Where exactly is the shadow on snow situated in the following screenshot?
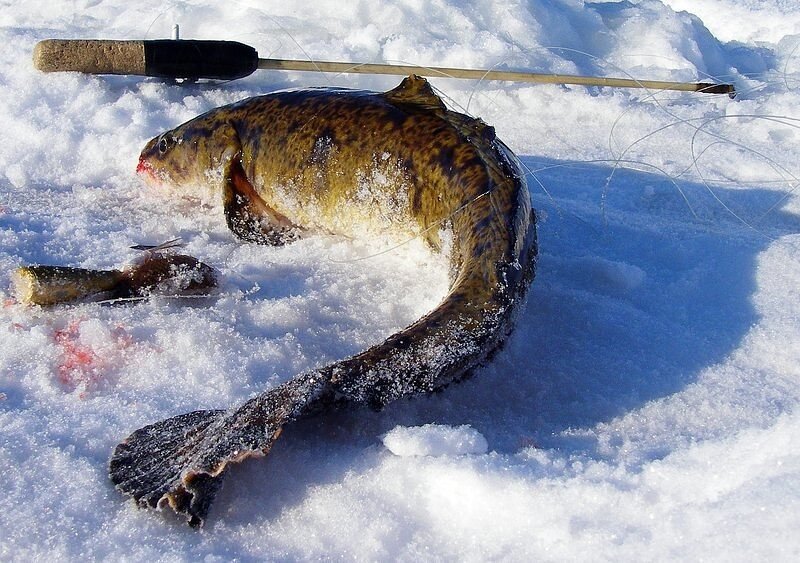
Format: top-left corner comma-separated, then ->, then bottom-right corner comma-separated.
208,156 -> 800,526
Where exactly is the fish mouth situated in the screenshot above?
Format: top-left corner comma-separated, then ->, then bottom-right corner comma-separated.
136,157 -> 162,187
135,158 -> 199,199
137,156 -> 152,175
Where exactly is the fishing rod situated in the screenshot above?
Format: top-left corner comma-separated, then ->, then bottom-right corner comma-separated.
32,37 -> 736,96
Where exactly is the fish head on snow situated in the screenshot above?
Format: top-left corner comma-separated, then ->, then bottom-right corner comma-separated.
137,109 -> 239,197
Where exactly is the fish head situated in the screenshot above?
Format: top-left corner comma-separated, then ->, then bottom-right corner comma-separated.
137,115 -> 239,196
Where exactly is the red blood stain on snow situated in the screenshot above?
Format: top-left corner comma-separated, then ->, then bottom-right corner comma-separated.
53,319 -> 133,397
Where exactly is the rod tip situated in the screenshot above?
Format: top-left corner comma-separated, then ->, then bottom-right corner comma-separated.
696,82 -> 736,97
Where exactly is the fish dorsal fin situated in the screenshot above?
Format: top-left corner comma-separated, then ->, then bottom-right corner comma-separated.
469,117 -> 496,143
384,75 -> 446,111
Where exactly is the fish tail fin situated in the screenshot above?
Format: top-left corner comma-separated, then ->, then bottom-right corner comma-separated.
109,409 -> 229,527
109,373 -> 328,527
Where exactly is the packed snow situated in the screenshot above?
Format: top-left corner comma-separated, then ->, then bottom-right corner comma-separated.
383,424 -> 490,456
2,0 -> 800,560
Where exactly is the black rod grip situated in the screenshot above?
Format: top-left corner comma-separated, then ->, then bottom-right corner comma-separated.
143,40 -> 259,80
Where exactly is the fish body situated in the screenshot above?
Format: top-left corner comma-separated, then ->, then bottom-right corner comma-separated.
114,76 -> 537,526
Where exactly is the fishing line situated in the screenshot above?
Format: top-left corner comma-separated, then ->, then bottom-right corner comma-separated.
782,37 -> 800,91
607,103 -> 800,237
526,46 -> 775,231
688,114 -> 800,226
126,12 -> 799,268
416,44 -> 772,233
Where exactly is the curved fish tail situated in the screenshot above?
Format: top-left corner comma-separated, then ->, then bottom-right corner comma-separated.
109,372 -> 329,527
109,213 -> 536,527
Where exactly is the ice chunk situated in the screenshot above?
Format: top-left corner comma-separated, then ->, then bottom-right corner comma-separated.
383,424 -> 489,456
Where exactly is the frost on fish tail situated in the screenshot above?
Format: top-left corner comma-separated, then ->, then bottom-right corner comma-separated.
109,409 -> 227,527
109,372 -> 329,527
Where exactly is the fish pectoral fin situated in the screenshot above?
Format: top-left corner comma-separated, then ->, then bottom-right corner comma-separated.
223,155 -> 300,245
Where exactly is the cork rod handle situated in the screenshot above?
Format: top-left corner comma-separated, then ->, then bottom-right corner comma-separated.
33,39 -> 259,80
33,39 -> 146,75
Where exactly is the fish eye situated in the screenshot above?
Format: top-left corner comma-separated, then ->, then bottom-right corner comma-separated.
157,135 -> 172,155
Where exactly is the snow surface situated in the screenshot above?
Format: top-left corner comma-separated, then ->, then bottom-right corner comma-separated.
383,424 -> 489,456
2,0 -> 800,560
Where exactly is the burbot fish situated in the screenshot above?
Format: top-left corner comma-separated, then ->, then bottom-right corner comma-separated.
111,75 -> 537,526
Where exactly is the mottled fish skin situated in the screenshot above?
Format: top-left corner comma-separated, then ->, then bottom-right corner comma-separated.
114,76 -> 537,526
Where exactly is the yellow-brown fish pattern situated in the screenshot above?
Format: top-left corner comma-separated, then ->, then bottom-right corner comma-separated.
111,75 -> 537,526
